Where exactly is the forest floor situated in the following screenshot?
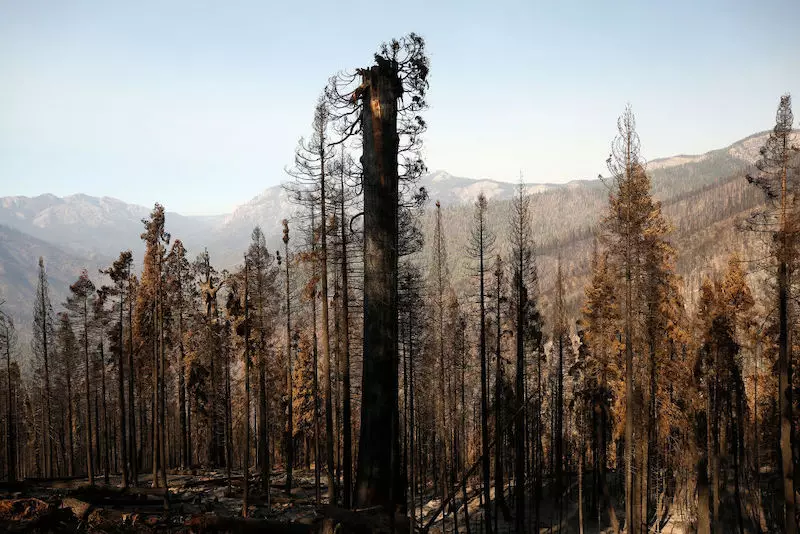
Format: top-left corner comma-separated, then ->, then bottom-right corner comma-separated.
2,468 -> 764,533
416,477 -> 701,534
0,468 -> 325,532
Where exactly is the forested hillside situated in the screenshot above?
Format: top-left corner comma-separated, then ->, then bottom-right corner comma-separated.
0,132 -> 770,351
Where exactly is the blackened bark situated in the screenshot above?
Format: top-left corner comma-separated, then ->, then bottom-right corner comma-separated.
117,292 -> 129,487
283,225 -> 294,493
494,260 -> 504,523
4,322 -> 15,483
696,410 -> 711,534
243,259 -> 251,517
100,341 -> 110,484
480,229 -> 493,534
354,56 -> 403,511
779,257 -> 795,534
259,348 -> 269,497
127,265 -> 137,485
319,151 -> 337,504
340,171 -> 353,509
83,298 -> 94,485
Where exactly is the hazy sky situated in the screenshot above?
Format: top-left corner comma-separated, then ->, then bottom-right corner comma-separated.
1,1 -> 798,215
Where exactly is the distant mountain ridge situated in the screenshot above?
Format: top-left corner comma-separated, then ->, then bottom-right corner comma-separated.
0,130 -> 774,350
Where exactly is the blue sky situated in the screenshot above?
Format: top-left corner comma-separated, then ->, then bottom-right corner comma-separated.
1,0 -> 798,215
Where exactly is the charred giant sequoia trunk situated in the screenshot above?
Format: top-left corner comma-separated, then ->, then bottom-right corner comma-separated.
354,56 -> 403,511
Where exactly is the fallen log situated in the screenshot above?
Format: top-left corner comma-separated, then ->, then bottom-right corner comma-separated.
0,498 -> 51,521
61,496 -> 93,521
0,498 -> 77,533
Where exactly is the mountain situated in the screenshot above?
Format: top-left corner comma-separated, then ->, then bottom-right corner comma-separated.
0,193 -> 223,260
420,171 -> 558,206
0,130 -> 775,349
0,224 -> 98,352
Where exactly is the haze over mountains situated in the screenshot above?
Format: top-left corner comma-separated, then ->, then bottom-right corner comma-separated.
0,131 -> 770,348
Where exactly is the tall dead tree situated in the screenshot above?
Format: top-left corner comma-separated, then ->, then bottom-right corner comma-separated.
103,250 -> 133,487
66,270 -> 96,484
335,34 -> 429,512
493,254 -> 506,527
0,307 -> 16,483
247,227 -> 277,499
430,199 -> 451,521
333,147 -> 356,508
354,52 -> 403,511
553,257 -> 567,525
508,179 -> 536,533
286,97 -> 337,500
470,193 -> 495,534
746,94 -> 799,534
32,257 -> 54,478
165,241 -> 193,471
604,107 -> 643,533
242,256 -> 251,517
127,266 -> 138,485
279,220 -> 294,492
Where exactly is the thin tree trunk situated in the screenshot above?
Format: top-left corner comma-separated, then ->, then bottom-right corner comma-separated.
494,258 -> 504,524
225,334 -> 232,495
117,291 -> 129,487
578,436 -> 584,534
243,258 -> 251,517
5,322 -> 15,483
127,267 -> 137,485
152,298 -> 160,488
480,222 -> 493,534
339,169 -> 353,509
84,299 -> 94,485
67,367 -> 75,477
159,267 -> 168,493
39,273 -> 53,478
178,266 -> 188,471
319,152 -> 336,504
259,338 -> 269,499
283,226 -> 294,493
309,232 -> 321,505
100,341 -> 110,484
696,410 -> 711,534
779,257 -> 795,533
408,307 -> 417,528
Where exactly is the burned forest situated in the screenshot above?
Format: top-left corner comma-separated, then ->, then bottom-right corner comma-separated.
1,13 -> 800,534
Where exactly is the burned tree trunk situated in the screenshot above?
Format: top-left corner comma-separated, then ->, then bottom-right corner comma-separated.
340,173 -> 353,509
354,56 -> 403,511
243,258 -> 251,517
117,290 -> 129,487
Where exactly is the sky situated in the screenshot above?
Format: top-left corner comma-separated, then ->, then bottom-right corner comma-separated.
1,1 -> 798,215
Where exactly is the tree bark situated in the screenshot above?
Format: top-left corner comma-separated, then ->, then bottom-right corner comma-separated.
339,170 -> 353,509
779,255 -> 795,534
83,298 -> 94,485
354,56 -> 402,511
480,223 -> 493,534
4,321 -> 15,483
319,147 -> 337,504
117,290 -> 129,487
284,229 -> 294,493
696,410 -> 711,534
127,266 -> 137,485
494,260 -> 504,525
100,341 -> 110,485
243,259 -> 251,517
